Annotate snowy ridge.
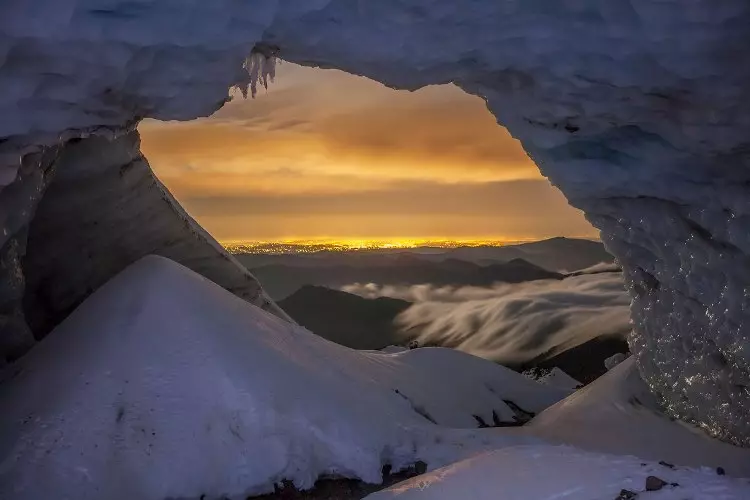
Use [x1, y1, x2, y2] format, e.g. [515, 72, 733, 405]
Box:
[529, 358, 750, 477]
[1, 256, 749, 499]
[0, 256, 562, 500]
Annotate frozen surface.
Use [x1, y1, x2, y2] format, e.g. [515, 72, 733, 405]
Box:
[1, 0, 750, 443]
[0, 256, 564, 500]
[22, 130, 288, 339]
[366, 445, 750, 500]
[529, 358, 750, 477]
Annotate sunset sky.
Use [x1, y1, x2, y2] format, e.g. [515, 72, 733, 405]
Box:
[139, 62, 596, 244]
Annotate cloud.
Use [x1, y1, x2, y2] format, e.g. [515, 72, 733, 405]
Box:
[171, 179, 596, 241]
[140, 63, 538, 189]
[138, 62, 595, 241]
[342, 273, 631, 365]
[567, 261, 622, 276]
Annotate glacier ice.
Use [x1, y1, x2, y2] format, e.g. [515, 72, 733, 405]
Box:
[21, 130, 289, 340]
[0, 0, 750, 445]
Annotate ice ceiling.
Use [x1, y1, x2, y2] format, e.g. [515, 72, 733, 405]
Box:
[1, 1, 749, 445]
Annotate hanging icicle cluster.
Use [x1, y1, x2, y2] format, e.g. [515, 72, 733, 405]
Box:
[241, 45, 279, 98]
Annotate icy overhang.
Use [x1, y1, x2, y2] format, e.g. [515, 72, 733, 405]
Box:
[1, 1, 750, 445]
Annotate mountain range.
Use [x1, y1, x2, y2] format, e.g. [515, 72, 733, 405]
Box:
[235, 238, 612, 300]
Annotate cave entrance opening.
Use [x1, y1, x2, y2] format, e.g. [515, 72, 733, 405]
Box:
[15, 61, 596, 364]
[140, 60, 595, 280]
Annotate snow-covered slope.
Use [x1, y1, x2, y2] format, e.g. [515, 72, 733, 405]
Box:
[528, 358, 750, 477]
[0, 256, 565, 500]
[367, 445, 750, 500]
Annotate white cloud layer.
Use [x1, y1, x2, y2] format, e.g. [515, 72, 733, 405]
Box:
[343, 272, 630, 365]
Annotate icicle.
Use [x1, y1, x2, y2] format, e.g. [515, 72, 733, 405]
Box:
[243, 49, 278, 98]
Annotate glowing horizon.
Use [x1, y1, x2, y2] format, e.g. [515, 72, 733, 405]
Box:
[142, 63, 596, 243]
[222, 235, 600, 254]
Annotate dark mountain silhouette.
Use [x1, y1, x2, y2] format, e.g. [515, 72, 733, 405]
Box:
[520, 335, 630, 384]
[280, 285, 627, 384]
[279, 286, 411, 350]
[434, 237, 613, 271]
[251, 257, 562, 299]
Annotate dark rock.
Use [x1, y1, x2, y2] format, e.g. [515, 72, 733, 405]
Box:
[717, 467, 726, 476]
[615, 489, 638, 500]
[645, 476, 667, 491]
[520, 336, 630, 384]
[658, 460, 675, 469]
[250, 462, 427, 500]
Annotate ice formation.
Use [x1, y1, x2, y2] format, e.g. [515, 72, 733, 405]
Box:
[0, 256, 565, 500]
[1, 1, 750, 444]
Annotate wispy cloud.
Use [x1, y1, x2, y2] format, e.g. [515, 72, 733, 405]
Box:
[343, 272, 630, 365]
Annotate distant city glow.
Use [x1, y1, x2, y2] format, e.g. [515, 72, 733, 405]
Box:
[223, 238, 549, 254]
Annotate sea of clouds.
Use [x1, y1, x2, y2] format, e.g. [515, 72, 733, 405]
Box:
[342, 270, 630, 365]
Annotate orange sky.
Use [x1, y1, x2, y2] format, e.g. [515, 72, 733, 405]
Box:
[140, 63, 596, 243]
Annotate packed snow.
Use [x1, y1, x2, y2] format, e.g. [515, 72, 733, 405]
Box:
[0, 256, 565, 500]
[2, 256, 749, 499]
[528, 358, 750, 477]
[366, 445, 750, 500]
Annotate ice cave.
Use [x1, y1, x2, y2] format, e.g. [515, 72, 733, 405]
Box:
[1, 1, 750, 499]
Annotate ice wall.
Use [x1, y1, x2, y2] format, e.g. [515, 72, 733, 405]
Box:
[21, 131, 288, 341]
[1, 1, 749, 444]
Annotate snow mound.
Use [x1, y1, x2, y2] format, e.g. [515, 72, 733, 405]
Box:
[379, 345, 410, 354]
[528, 358, 750, 477]
[0, 256, 565, 500]
[366, 445, 750, 500]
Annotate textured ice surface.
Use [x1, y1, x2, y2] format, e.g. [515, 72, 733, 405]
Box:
[1, 1, 750, 443]
[21, 130, 288, 340]
[0, 256, 563, 500]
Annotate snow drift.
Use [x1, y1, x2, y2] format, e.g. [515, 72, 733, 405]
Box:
[367, 446, 750, 500]
[345, 273, 630, 365]
[2, 256, 749, 499]
[0, 256, 566, 500]
[529, 358, 750, 477]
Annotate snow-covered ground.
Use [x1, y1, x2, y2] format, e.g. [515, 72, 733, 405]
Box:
[0, 256, 564, 500]
[528, 358, 750, 477]
[1, 256, 748, 499]
[367, 445, 750, 500]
